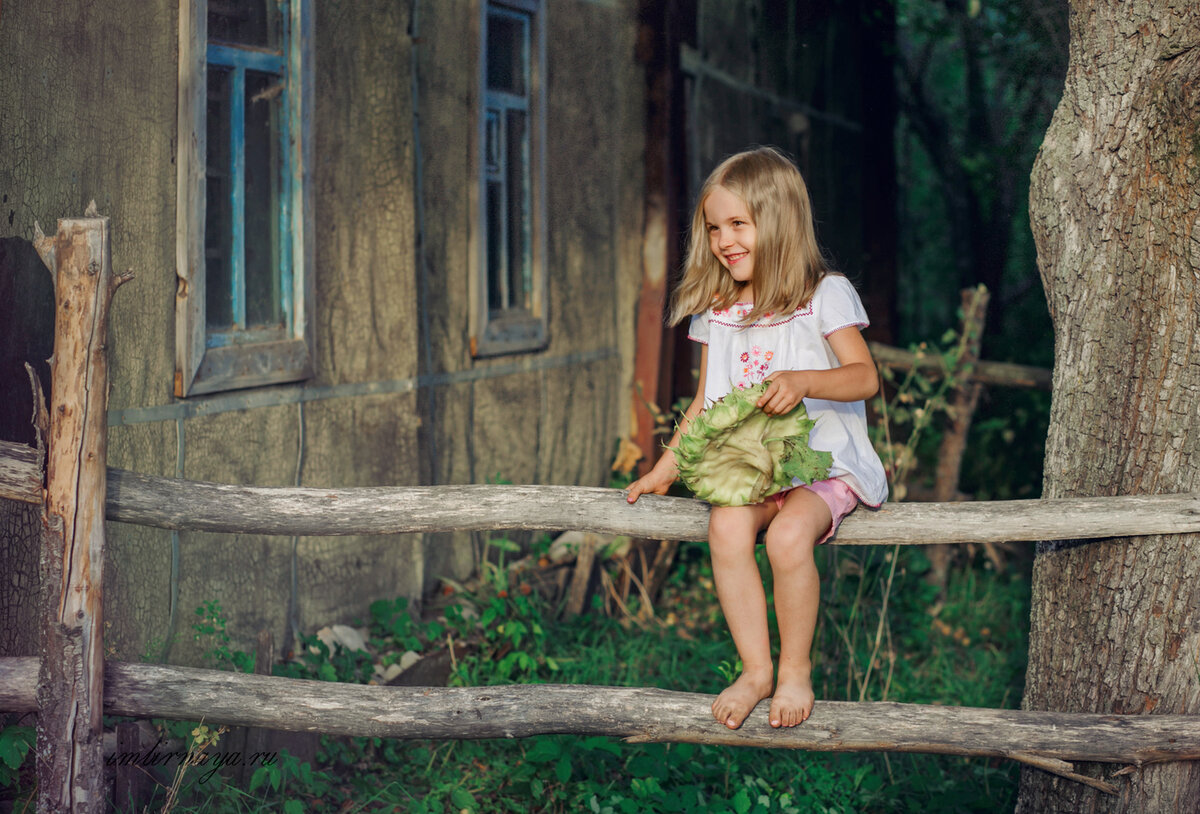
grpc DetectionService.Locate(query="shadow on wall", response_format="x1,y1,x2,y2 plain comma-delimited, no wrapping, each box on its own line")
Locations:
0,237,54,658
0,237,54,444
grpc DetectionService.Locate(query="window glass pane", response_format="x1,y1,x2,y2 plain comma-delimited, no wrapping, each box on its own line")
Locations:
208,0,282,49
487,10,527,95
486,180,506,313
485,109,502,174
244,69,284,329
506,110,531,312
205,67,234,330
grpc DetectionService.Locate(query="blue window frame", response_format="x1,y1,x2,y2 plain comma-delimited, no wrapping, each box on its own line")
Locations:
205,41,291,344
473,0,547,356
484,5,532,316
177,0,313,396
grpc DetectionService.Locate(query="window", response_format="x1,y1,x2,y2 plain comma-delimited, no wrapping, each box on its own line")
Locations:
473,0,547,356
176,0,313,396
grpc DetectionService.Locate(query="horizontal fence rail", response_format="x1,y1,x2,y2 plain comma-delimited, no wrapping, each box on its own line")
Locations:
1,656,1195,794
868,341,1052,390
2,442,1198,544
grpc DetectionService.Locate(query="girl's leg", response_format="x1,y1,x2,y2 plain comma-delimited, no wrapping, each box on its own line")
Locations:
708,502,778,729
762,487,832,727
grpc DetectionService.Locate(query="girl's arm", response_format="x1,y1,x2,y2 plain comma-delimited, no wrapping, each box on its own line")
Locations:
625,345,709,503
756,326,878,416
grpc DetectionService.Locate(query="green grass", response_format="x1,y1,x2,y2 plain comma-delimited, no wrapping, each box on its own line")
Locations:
1,541,1030,813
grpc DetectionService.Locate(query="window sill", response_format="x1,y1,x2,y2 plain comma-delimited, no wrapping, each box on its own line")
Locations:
180,337,312,397
472,312,548,358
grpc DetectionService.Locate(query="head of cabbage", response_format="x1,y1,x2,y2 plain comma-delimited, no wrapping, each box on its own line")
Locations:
672,382,832,507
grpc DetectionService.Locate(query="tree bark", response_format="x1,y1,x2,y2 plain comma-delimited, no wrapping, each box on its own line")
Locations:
1020,3,1200,811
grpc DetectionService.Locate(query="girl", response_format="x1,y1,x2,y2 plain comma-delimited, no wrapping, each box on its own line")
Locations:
626,146,887,730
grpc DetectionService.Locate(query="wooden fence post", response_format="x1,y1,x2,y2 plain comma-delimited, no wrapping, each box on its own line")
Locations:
32,204,130,812
926,285,990,587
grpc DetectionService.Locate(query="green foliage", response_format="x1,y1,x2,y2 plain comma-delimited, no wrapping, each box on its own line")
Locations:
193,600,255,674
674,382,832,506
961,387,1049,499
444,585,559,686
275,630,375,685
889,0,1059,507
893,0,1065,345
870,328,976,501
71,534,1029,812
370,595,445,655
815,545,1029,712
0,723,33,793
869,312,1045,503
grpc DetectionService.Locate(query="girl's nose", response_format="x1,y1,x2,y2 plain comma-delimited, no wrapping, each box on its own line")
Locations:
716,230,733,249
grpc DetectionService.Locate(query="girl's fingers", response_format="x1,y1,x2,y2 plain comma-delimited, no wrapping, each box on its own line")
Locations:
760,387,789,415
758,381,778,409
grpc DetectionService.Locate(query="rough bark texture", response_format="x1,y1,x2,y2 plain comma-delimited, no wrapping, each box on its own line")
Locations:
1019,2,1200,811
0,500,40,657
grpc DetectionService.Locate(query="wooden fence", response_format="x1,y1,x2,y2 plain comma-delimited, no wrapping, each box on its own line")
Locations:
2,211,1200,810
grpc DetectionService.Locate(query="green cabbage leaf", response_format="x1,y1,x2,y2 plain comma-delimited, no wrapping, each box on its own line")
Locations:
672,382,833,507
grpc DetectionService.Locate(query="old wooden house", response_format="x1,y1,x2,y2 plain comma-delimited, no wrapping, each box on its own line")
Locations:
0,0,893,665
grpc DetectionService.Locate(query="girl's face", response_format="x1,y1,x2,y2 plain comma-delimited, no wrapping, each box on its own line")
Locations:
704,185,757,294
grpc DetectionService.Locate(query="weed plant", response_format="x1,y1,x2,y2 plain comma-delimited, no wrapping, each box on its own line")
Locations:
46,534,1029,813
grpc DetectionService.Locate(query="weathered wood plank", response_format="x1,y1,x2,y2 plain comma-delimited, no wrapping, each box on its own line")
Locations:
0,440,40,504
105,471,1200,545
2,444,1198,544
1,656,1196,779
34,210,129,813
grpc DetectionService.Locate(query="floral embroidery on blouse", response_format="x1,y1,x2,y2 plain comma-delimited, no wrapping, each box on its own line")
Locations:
737,344,775,388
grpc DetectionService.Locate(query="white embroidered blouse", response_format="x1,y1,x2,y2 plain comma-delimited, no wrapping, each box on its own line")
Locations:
687,274,888,506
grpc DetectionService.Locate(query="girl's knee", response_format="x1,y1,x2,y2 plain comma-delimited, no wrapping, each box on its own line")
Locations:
764,515,821,568
709,506,761,555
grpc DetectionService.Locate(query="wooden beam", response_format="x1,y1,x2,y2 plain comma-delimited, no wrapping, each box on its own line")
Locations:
870,341,1052,390
0,440,40,504
104,472,1200,545
32,208,131,812
927,286,990,584
2,446,1199,545
3,656,1198,791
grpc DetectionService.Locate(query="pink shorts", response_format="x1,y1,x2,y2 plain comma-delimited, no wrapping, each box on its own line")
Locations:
771,477,860,544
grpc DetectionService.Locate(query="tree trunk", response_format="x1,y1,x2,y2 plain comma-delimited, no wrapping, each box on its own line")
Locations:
1019,3,1200,811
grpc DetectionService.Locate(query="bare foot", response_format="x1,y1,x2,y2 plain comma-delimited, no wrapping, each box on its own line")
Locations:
769,671,814,728
712,668,774,730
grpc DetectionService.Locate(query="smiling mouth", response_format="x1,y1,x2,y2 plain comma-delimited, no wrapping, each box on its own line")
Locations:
725,252,748,265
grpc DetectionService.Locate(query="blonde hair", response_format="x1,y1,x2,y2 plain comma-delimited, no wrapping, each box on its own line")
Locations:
669,146,830,327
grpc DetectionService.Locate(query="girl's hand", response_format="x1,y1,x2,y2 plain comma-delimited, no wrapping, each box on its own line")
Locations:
625,455,678,503
758,371,811,415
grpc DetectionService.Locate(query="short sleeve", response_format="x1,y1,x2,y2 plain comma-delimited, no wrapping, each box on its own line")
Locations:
687,310,710,345
816,275,869,337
